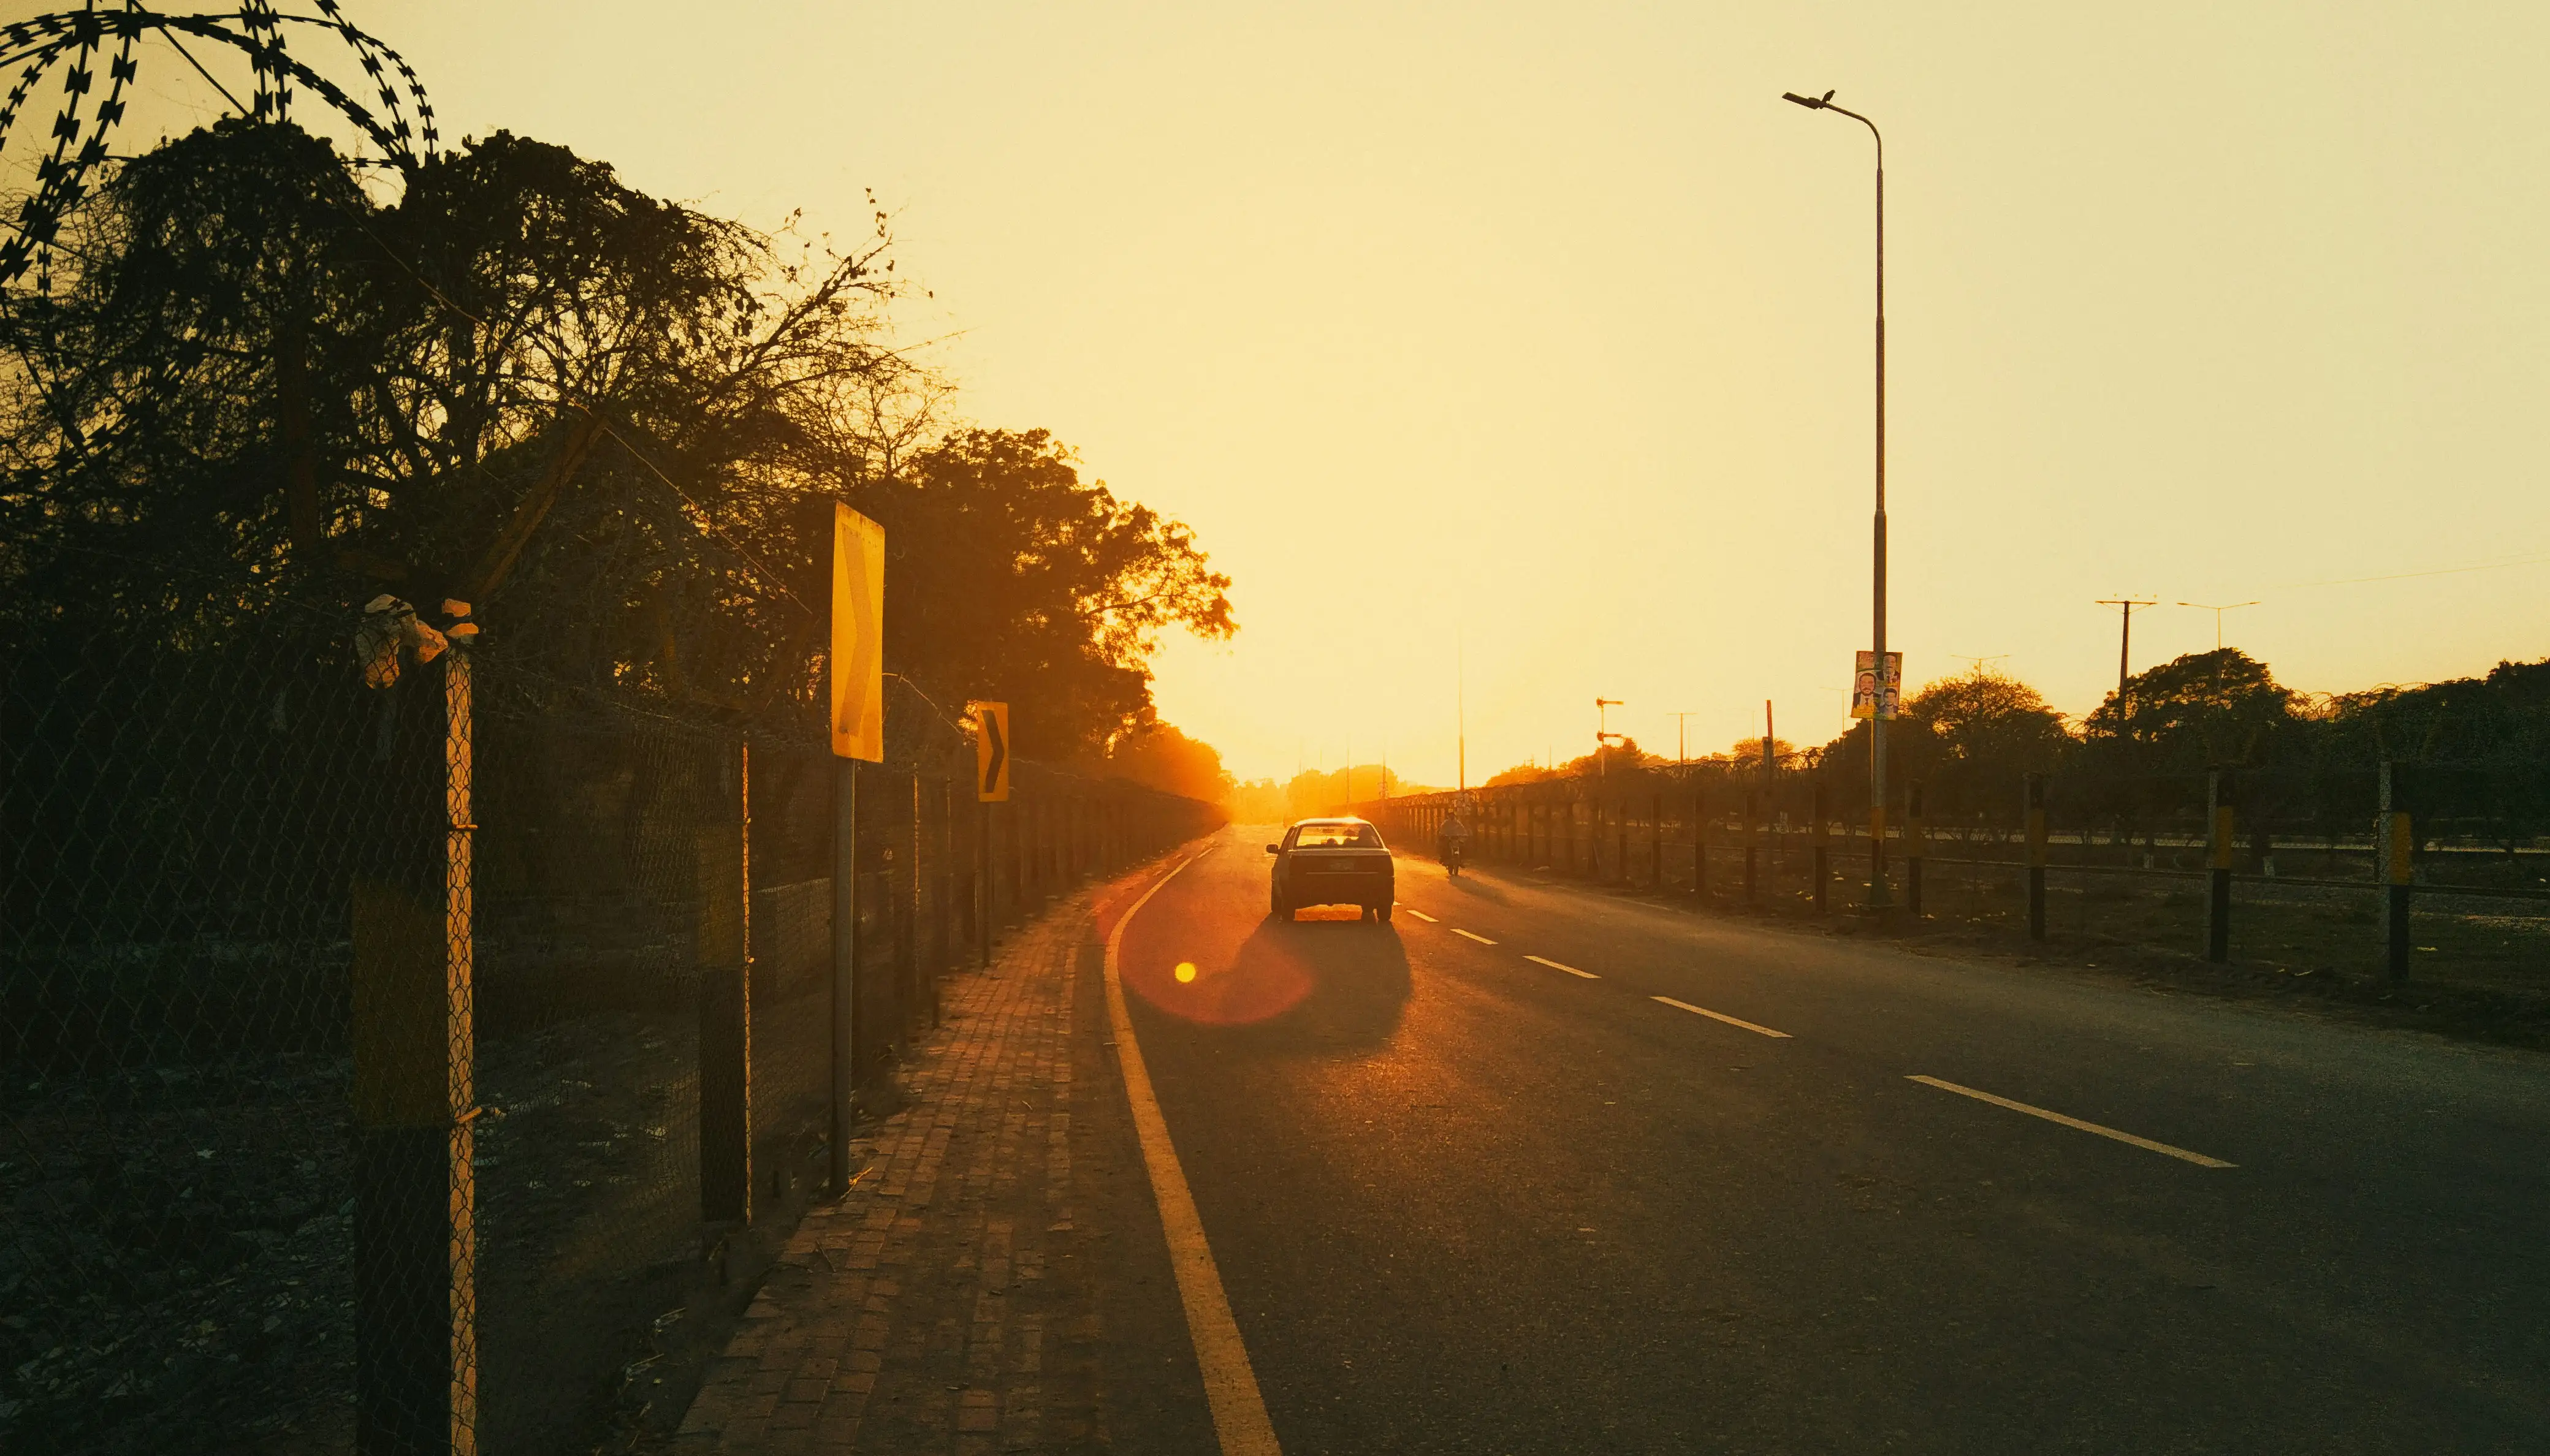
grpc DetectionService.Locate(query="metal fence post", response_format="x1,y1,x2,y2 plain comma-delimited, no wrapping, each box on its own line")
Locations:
1743,789,1759,904
2025,773,2048,941
351,620,478,1455
934,776,952,1015
1031,794,1045,900
699,738,752,1227
1905,781,1925,920
1811,779,1830,913
1691,783,1708,899
905,770,923,1032
829,758,858,1194
2206,768,2234,963
2379,760,2413,979
1650,792,1664,889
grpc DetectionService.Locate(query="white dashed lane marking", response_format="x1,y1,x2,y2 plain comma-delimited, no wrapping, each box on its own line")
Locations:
1452,928,1498,946
1398,906,1438,923
1906,1075,2236,1169
1524,955,1599,979
1652,996,1791,1039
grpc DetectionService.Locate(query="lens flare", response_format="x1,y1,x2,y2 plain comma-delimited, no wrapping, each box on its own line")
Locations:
1174,961,1198,983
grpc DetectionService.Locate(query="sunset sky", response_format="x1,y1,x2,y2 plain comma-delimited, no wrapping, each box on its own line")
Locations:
159,4,2550,783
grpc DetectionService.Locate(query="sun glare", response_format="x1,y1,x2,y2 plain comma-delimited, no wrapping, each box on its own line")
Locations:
1174,961,1198,983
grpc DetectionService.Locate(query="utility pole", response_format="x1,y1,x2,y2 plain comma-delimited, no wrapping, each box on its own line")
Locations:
2096,599,2156,715
1762,700,1776,786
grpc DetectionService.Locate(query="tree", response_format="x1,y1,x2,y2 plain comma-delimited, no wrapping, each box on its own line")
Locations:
1545,734,1658,778
1226,778,1288,824
1,121,905,686
1106,720,1232,802
1907,665,2072,786
842,428,1234,761
2082,649,2298,770
1279,765,1399,819
1807,665,2072,819
2316,657,2550,767
1,122,1236,767
1710,734,1797,775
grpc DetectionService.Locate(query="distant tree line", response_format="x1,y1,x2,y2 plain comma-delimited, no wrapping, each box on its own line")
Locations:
1472,650,2550,825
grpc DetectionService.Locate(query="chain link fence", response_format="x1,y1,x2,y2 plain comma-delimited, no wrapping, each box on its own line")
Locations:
3,604,1220,1455
1363,755,2550,991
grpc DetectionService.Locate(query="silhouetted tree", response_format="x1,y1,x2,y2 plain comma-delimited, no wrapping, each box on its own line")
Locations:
0,121,1234,763
2081,649,2299,770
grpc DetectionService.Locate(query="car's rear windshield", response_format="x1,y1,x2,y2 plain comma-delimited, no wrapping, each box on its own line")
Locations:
1292,822,1380,849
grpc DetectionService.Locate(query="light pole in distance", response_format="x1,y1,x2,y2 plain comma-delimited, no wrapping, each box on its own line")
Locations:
1784,86,1892,908
2177,601,2258,651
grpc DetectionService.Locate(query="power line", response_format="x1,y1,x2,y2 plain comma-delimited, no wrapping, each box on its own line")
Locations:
2280,554,2550,589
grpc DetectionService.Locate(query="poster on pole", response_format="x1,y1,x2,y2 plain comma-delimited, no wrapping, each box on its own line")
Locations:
970,701,1010,802
1850,651,1903,720
829,502,885,761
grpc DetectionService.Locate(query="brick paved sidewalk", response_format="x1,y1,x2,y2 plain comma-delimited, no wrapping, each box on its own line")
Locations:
672,884,1130,1454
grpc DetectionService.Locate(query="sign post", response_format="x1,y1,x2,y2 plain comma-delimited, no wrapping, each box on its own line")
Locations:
829,504,883,1195
1851,650,1905,906
970,702,1008,969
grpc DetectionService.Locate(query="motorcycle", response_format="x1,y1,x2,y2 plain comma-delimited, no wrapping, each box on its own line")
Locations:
1442,840,1465,877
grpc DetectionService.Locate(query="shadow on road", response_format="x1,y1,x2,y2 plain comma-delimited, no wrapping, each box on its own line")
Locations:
1396,852,1513,906
1125,912,1410,1059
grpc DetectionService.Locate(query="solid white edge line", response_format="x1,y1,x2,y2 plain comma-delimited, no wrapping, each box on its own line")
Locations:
1399,906,1438,923
1906,1075,2236,1169
1451,928,1498,945
1650,995,1792,1039
1105,857,1285,1454
1523,955,1599,979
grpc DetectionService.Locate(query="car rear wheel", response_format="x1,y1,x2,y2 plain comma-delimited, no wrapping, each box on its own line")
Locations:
1269,888,1289,920
1374,901,1394,924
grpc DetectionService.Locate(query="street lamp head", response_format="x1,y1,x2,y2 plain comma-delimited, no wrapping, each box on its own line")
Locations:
1781,91,1829,109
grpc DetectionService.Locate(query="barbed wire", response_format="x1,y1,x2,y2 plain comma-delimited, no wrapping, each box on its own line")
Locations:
0,2,435,288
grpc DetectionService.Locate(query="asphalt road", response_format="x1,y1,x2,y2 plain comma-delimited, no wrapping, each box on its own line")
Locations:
1105,827,2550,1455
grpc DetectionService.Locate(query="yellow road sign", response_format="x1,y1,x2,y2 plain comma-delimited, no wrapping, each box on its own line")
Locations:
830,502,884,761
972,701,1010,802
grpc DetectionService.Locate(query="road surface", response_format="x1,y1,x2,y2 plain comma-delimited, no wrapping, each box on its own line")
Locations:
1091,827,2550,1454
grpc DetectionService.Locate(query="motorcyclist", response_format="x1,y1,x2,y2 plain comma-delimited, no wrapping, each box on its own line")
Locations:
1437,810,1471,873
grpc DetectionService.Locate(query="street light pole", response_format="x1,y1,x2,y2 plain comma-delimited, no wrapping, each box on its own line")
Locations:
1670,711,1700,768
2177,600,2259,652
1784,87,1890,908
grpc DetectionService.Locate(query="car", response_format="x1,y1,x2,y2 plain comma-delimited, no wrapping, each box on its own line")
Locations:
1266,817,1396,922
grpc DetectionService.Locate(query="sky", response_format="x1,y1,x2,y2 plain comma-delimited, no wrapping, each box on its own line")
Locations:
96,2,2550,784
